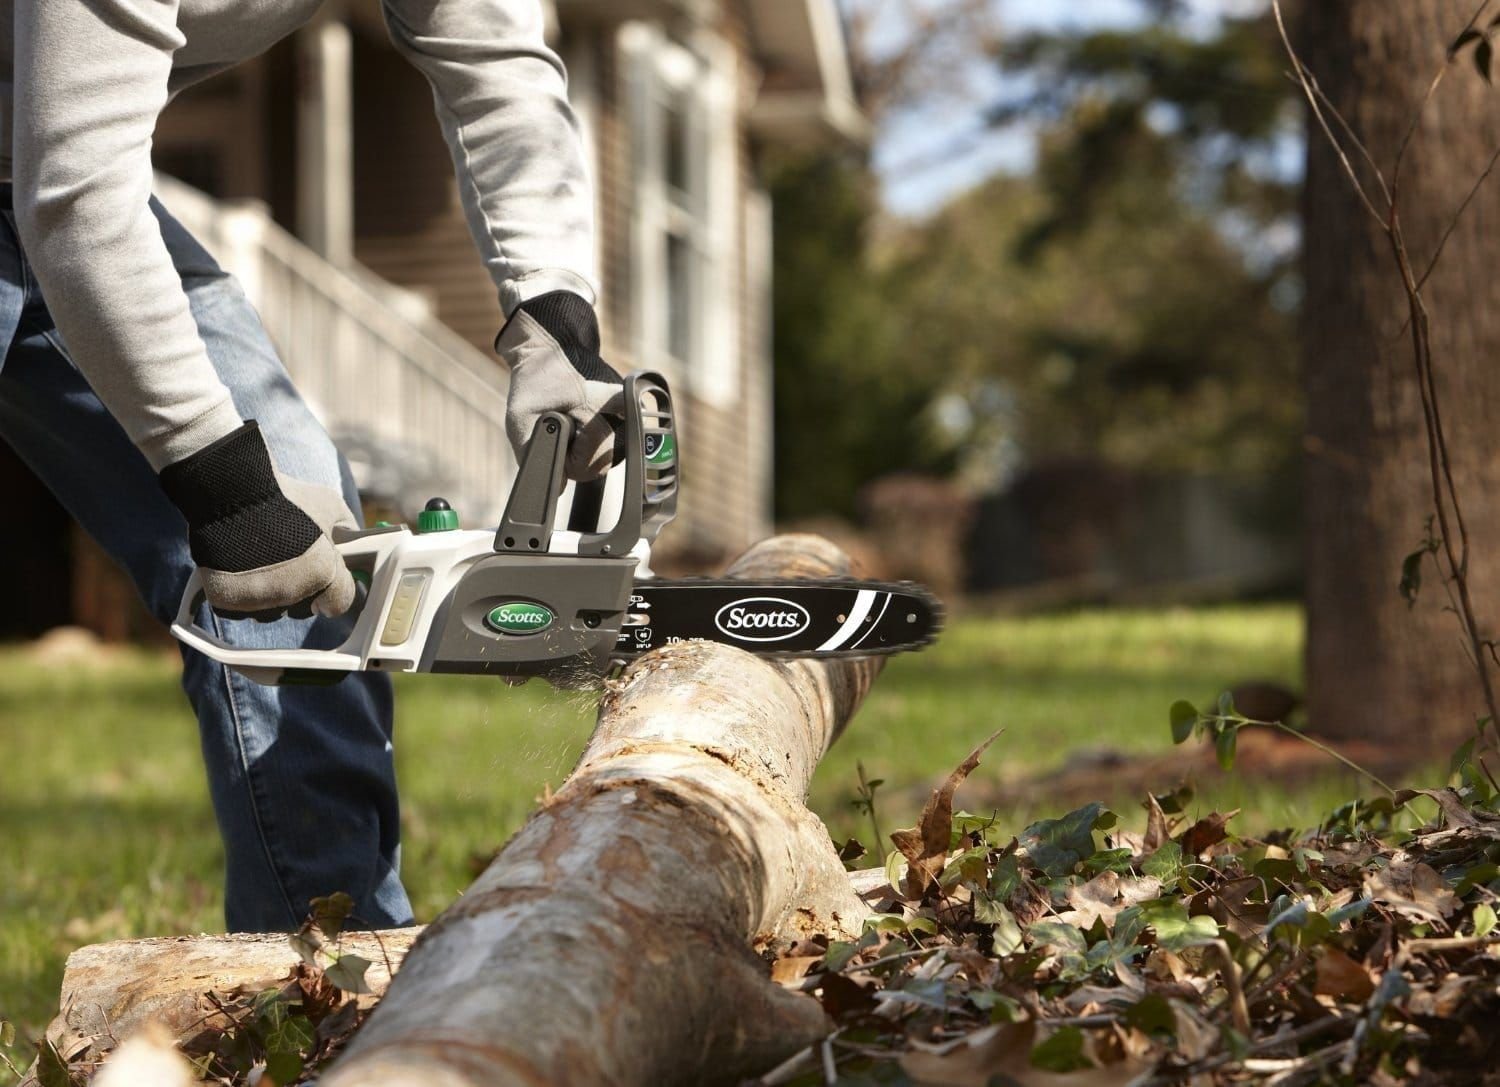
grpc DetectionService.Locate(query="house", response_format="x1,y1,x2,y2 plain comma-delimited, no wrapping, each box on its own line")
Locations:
0,0,863,639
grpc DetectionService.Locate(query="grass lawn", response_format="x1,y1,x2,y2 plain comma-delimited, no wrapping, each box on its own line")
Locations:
0,602,1371,1076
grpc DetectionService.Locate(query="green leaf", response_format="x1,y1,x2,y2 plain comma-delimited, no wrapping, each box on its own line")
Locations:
1029,920,1087,953
0,1021,14,1047
1217,690,1237,717
1474,902,1497,938
264,1049,304,1087
1215,725,1239,772
1124,993,1177,1037
823,940,859,973
1142,901,1219,952
264,1008,315,1056
1082,847,1134,876
1478,37,1494,84
1141,841,1183,882
34,1039,73,1087
1021,803,1113,878
1326,898,1373,927
1169,700,1199,744
884,850,908,896
971,990,1024,1021
1030,1026,1092,1073
990,853,1021,900
940,846,991,888
324,952,374,995
975,894,1025,954
1455,863,1500,896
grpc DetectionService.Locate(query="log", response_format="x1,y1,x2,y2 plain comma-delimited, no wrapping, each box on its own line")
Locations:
319,534,885,1087
22,930,419,1085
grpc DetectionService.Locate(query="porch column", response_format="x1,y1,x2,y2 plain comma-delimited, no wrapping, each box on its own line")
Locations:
297,14,354,265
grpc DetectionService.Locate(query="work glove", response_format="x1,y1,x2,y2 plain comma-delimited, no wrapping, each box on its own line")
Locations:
495,290,624,481
159,421,358,619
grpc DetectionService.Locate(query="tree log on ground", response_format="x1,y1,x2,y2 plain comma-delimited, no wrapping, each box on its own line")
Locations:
318,533,885,1087
21,930,419,1085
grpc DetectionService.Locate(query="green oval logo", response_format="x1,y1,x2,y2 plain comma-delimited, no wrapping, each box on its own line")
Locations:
485,601,555,635
645,432,676,467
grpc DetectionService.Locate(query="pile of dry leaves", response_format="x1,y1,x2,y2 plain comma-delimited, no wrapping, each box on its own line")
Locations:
755,718,1500,1086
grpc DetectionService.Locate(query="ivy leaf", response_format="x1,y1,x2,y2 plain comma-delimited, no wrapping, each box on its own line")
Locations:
975,894,1025,954
34,1039,72,1087
1124,992,1177,1037
324,952,374,995
264,1049,304,1087
1170,700,1199,744
1474,902,1497,938
310,891,356,939
1021,803,1114,878
1030,1026,1092,1073
1142,901,1219,952
1141,841,1184,883
1029,920,1088,953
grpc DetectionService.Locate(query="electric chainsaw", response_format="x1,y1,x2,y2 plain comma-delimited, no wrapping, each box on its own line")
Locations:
171,372,942,687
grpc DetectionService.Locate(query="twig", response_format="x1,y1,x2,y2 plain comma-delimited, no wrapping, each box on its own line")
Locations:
820,1036,839,1084
1212,939,1252,1036
1272,1,1387,227
1414,143,1500,290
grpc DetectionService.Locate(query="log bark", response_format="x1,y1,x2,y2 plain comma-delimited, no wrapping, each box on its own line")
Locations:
22,930,418,1085
319,533,883,1087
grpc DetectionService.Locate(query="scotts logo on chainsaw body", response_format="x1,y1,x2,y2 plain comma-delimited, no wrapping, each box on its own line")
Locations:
713,597,811,643
485,601,555,635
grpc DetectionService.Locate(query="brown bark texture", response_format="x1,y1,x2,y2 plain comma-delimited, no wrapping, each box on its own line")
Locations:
1301,0,1500,745
314,534,883,1087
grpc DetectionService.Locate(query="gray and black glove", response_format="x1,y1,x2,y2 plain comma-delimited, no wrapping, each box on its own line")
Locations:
495,291,624,481
160,421,358,618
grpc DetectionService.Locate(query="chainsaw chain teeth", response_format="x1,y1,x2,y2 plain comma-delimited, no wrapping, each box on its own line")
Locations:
612,576,945,662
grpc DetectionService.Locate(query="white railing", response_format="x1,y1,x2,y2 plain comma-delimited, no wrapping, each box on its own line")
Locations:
153,174,515,526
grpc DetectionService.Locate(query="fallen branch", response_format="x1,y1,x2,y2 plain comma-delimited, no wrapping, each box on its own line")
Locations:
319,534,885,1087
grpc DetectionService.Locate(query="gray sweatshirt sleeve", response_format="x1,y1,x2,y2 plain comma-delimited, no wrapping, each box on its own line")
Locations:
381,0,599,316
12,0,243,470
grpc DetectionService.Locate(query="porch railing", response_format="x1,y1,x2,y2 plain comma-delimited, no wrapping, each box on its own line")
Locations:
153,174,515,525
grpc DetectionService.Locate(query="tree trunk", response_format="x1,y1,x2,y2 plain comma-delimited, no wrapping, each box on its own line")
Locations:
1301,0,1500,746
317,534,881,1087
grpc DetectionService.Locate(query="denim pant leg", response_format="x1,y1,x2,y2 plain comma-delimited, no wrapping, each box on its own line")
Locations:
0,204,413,931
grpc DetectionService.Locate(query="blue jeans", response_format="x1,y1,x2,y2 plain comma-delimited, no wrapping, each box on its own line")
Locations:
0,190,413,932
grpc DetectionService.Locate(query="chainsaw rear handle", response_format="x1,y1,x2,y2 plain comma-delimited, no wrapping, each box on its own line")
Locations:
495,370,678,557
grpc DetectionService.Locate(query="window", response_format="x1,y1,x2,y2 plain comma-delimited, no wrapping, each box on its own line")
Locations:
622,22,739,406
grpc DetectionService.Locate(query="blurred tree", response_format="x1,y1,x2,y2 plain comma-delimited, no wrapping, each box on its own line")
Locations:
1298,1,1500,746
770,153,948,520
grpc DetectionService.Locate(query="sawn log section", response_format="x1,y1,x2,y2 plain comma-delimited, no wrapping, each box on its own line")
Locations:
320,533,883,1086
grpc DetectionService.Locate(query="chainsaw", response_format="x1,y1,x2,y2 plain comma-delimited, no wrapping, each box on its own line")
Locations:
171,372,942,687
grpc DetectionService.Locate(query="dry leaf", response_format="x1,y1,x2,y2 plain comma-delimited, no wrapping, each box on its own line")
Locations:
899,1021,1033,1086
1057,872,1162,929
1364,858,1459,921
891,730,1002,898
1142,794,1171,853
1314,948,1375,1001
1178,810,1238,858
770,955,822,987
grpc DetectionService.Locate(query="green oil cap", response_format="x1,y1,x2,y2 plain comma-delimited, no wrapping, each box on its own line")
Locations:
418,497,459,533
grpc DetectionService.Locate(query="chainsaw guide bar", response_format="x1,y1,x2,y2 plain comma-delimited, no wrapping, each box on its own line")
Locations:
616,578,943,661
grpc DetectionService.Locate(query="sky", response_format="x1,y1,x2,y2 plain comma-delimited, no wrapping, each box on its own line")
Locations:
870,0,1266,216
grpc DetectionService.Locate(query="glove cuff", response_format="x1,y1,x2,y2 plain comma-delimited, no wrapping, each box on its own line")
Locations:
159,421,321,573
510,291,621,385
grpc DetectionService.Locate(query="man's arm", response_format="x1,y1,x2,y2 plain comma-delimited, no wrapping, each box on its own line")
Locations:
381,0,599,315
12,0,243,469
14,0,357,616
